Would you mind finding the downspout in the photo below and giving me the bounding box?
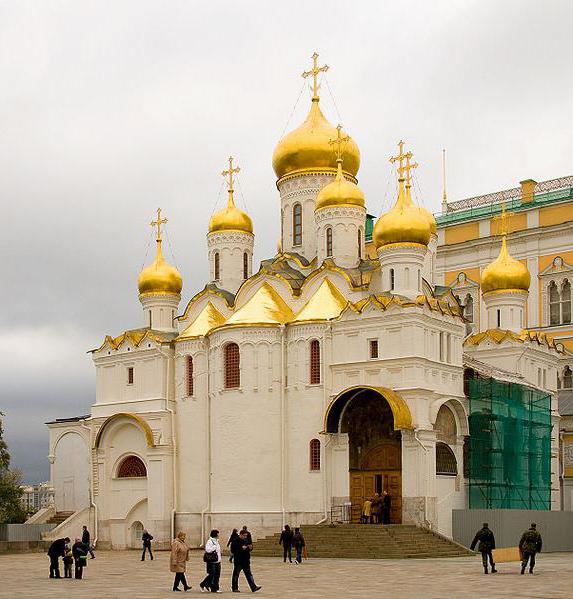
[201,336,212,545]
[163,345,177,542]
[280,325,286,527]
[316,321,332,525]
[79,420,98,547]
[413,429,430,526]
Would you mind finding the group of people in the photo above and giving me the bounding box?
[361,491,391,524]
[470,522,543,575]
[278,525,306,564]
[47,526,95,580]
[169,526,261,593]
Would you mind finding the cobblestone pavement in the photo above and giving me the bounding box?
[0,550,572,598]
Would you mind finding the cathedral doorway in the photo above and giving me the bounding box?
[325,386,412,524]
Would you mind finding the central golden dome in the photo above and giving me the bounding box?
[138,240,183,296]
[272,98,360,180]
[481,236,530,294]
[315,159,365,211]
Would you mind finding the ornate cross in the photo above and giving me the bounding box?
[390,140,413,180]
[222,155,240,194]
[404,152,418,188]
[493,202,511,237]
[151,207,167,242]
[329,124,350,161]
[302,52,329,99]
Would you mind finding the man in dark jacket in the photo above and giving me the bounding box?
[72,538,88,579]
[141,529,154,561]
[292,527,306,564]
[519,523,542,574]
[82,526,95,559]
[47,537,70,578]
[279,525,294,563]
[231,529,261,593]
[382,491,392,525]
[470,523,497,574]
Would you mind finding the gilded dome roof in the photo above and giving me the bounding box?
[272,98,360,180]
[373,179,431,248]
[209,193,253,234]
[138,240,183,296]
[418,205,437,236]
[315,159,365,211]
[481,237,530,294]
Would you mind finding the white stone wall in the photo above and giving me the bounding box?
[377,244,427,298]
[207,231,254,294]
[483,290,527,332]
[315,205,366,268]
[139,293,180,331]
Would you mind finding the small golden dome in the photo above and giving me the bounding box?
[272,98,360,180]
[481,236,530,294]
[373,179,431,248]
[208,194,253,234]
[315,159,365,211]
[138,240,182,296]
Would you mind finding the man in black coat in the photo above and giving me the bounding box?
[82,526,95,559]
[231,529,261,593]
[278,525,294,563]
[382,491,392,525]
[47,537,70,578]
[72,538,88,579]
[470,523,497,574]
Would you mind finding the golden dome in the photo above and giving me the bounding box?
[138,239,183,296]
[373,178,431,248]
[418,204,437,236]
[208,192,253,234]
[272,98,360,180]
[481,236,530,294]
[315,159,365,211]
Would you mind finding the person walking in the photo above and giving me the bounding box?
[82,525,95,559]
[170,531,191,592]
[227,529,239,563]
[519,523,542,575]
[72,537,88,579]
[470,523,497,574]
[231,528,261,593]
[292,527,306,564]
[382,491,392,525]
[142,529,154,561]
[279,525,294,563]
[361,498,372,524]
[47,536,70,578]
[200,529,222,593]
[63,542,73,579]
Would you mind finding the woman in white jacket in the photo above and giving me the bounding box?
[200,529,222,593]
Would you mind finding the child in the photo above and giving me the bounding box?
[63,544,73,578]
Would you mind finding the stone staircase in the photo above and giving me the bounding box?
[46,511,74,526]
[254,524,473,560]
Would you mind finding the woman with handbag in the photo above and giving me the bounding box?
[170,531,191,592]
[200,529,222,593]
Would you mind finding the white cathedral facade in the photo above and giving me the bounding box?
[46,57,561,550]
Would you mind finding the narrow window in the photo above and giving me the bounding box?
[293,203,303,246]
[186,356,194,396]
[564,366,572,389]
[149,310,152,328]
[224,343,240,389]
[537,368,542,387]
[496,309,501,328]
[326,227,333,257]
[310,339,321,384]
[390,268,395,291]
[309,439,321,471]
[405,267,410,288]
[464,294,474,323]
[446,334,452,363]
[127,367,134,385]
[214,252,220,281]
[439,332,444,361]
[549,281,560,325]
[369,339,379,359]
[243,252,249,280]
[562,280,571,324]
[358,229,362,259]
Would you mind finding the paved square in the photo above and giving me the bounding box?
[0,550,572,598]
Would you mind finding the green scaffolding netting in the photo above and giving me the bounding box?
[468,376,552,510]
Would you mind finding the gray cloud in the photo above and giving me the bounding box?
[1,0,571,482]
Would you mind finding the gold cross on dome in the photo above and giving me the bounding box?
[302,52,329,100]
[151,207,168,242]
[390,140,412,180]
[493,202,511,237]
[404,151,418,188]
[222,156,240,194]
[329,124,350,161]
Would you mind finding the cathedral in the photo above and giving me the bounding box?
[45,54,568,550]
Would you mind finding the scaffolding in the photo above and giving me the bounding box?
[468,376,551,510]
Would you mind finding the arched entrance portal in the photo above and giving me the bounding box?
[325,386,413,524]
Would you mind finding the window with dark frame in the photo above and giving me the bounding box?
[369,339,379,359]
[358,229,362,259]
[436,442,457,476]
[186,355,194,396]
[310,339,321,384]
[127,367,134,385]
[390,268,395,290]
[293,203,303,246]
[309,438,321,471]
[224,343,240,389]
[326,227,333,257]
[243,252,249,280]
[117,455,147,478]
[214,252,220,281]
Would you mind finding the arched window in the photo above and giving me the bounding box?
[434,404,457,444]
[390,268,395,291]
[357,229,362,259]
[310,339,321,384]
[436,442,457,476]
[562,280,571,324]
[325,227,333,257]
[224,343,240,389]
[405,267,410,287]
[186,355,194,396]
[464,294,474,323]
[309,439,321,471]
[243,252,249,280]
[564,366,573,389]
[214,252,220,281]
[117,455,147,478]
[293,203,303,246]
[549,281,560,325]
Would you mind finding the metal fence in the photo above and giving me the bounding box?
[452,509,573,552]
[0,523,55,542]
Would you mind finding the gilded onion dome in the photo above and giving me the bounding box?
[418,205,437,236]
[481,236,530,294]
[138,210,183,296]
[315,156,365,211]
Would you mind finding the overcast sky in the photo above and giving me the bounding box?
[1,0,572,483]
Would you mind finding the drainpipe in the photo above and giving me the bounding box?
[413,429,430,527]
[79,420,98,547]
[280,325,286,527]
[163,347,177,542]
[201,336,212,546]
